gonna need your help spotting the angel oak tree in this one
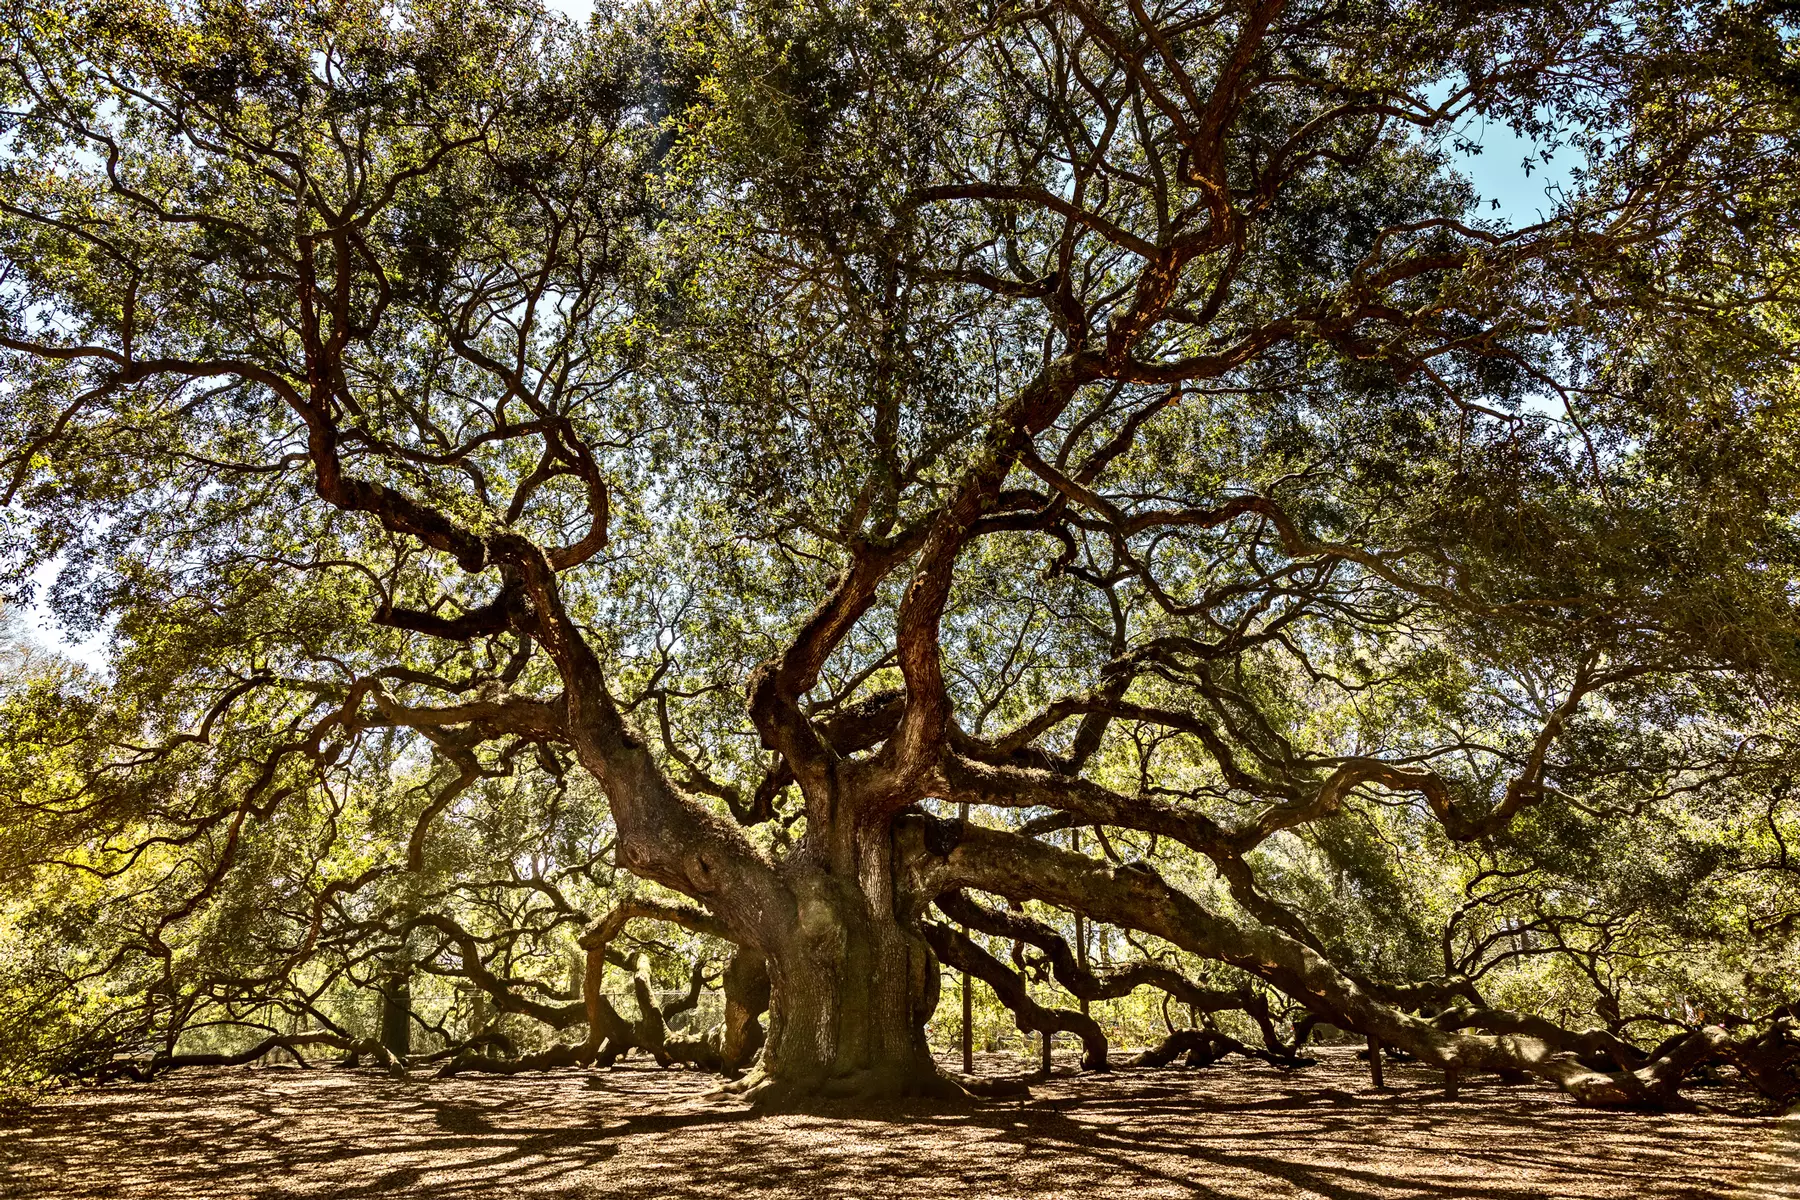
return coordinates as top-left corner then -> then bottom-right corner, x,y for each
3,0 -> 1800,1106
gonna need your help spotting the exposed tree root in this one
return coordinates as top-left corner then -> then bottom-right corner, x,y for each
714,1060 -> 1023,1110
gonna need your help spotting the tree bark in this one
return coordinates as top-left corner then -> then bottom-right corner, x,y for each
726,863 -> 953,1103
924,920 -> 1108,1070
720,949 -> 770,1075
904,815 -> 1727,1108
378,964 -> 411,1062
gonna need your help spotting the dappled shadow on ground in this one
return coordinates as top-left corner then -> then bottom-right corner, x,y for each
2,1049 -> 1792,1199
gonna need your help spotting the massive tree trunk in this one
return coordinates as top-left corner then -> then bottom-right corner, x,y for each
728,848 -> 950,1102
569,872 -> 946,1101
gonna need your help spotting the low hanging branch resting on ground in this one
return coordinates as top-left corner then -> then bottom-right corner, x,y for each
1122,1028 -> 1314,1070
902,814 -> 1800,1109
578,899 -> 756,1073
94,1032 -> 406,1082
437,897 -> 757,1077
1718,1011 -> 1800,1107
412,1031 -> 518,1065
932,887 -> 1315,1064
922,921 -> 1109,1070
1431,1005 -> 1800,1107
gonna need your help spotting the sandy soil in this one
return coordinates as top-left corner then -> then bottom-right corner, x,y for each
1,1048 -> 1793,1199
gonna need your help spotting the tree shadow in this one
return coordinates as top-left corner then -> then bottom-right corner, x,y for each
0,1049 -> 1779,1200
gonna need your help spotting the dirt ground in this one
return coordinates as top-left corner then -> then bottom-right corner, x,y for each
1,1048 -> 1794,1199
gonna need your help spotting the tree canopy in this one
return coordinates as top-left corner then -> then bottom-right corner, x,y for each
2,0 -> 1799,1109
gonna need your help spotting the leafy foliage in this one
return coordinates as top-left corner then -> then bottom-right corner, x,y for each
0,0 -> 1798,1105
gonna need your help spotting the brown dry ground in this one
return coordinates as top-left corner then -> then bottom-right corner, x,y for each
1,1048 -> 1794,1200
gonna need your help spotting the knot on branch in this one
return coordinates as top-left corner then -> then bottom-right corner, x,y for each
916,811 -> 965,858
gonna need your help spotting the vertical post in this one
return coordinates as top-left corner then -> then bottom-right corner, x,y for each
959,799 -> 973,1075
1444,1066 -> 1460,1100
1072,826 -> 1089,1018
1041,1028 -> 1053,1074
961,962 -> 974,1073
1366,1035 -> 1384,1089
